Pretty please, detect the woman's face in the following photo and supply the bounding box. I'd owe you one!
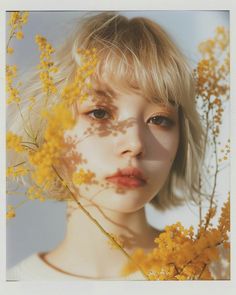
[64,83,179,213]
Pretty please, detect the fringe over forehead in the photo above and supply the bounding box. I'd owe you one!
[72,12,195,107]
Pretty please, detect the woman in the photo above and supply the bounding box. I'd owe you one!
[7,11,205,280]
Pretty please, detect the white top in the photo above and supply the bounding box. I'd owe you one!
[6,253,145,281]
[7,247,230,281]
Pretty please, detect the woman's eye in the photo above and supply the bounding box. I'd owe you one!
[87,108,111,120]
[147,115,174,127]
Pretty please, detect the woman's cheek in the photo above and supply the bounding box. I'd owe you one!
[158,128,179,158]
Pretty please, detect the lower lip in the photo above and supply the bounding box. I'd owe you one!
[106,176,146,188]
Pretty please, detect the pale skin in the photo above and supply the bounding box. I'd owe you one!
[42,82,180,279]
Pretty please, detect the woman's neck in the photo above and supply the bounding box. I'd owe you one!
[44,200,159,279]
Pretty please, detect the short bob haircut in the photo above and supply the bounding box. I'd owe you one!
[7,12,205,210]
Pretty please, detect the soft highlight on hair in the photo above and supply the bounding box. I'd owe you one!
[7,12,205,209]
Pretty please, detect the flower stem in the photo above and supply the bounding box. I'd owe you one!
[52,165,149,280]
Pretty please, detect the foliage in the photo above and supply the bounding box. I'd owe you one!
[6,13,230,280]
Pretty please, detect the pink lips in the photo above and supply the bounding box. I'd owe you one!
[106,167,147,188]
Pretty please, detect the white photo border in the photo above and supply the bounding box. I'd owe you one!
[0,1,235,295]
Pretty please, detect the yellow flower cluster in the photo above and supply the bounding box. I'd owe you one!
[27,186,45,202]
[16,31,24,40]
[7,12,29,55]
[29,103,74,186]
[122,198,230,280]
[219,139,230,163]
[6,12,28,107]
[7,165,28,177]
[6,65,21,104]
[7,27,99,202]
[218,194,230,243]
[6,65,17,84]
[198,26,229,57]
[8,11,29,28]
[28,96,36,111]
[77,48,98,78]
[6,131,24,152]
[35,35,58,95]
[6,205,16,220]
[7,47,14,55]
[72,168,95,185]
[61,48,97,106]
[28,48,98,189]
[196,26,229,138]
[195,26,229,253]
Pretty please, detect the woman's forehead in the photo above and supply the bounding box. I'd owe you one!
[90,81,118,98]
[86,79,178,110]
[88,58,180,107]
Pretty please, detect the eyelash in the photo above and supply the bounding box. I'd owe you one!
[147,115,174,128]
[86,107,111,121]
[86,108,174,128]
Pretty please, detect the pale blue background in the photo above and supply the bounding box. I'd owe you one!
[6,10,229,268]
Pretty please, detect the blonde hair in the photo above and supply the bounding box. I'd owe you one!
[7,12,205,209]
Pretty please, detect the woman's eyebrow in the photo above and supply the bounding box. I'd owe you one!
[92,86,117,99]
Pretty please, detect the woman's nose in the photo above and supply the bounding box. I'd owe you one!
[115,120,145,159]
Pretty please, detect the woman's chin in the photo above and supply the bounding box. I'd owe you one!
[94,193,149,213]
[78,184,155,213]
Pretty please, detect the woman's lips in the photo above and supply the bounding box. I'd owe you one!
[106,176,146,188]
[105,167,147,188]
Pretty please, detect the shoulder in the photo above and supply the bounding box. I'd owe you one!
[6,252,146,281]
[6,253,78,281]
[209,245,230,280]
[7,254,39,281]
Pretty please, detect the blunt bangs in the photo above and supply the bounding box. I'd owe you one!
[73,13,194,107]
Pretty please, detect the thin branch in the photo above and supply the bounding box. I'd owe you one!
[51,165,150,280]
[198,263,207,280]
[204,134,219,231]
[17,103,35,140]
[178,241,223,277]
[21,141,39,148]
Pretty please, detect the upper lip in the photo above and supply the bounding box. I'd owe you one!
[106,167,147,182]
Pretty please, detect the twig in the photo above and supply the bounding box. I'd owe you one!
[51,165,150,280]
[198,263,207,280]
